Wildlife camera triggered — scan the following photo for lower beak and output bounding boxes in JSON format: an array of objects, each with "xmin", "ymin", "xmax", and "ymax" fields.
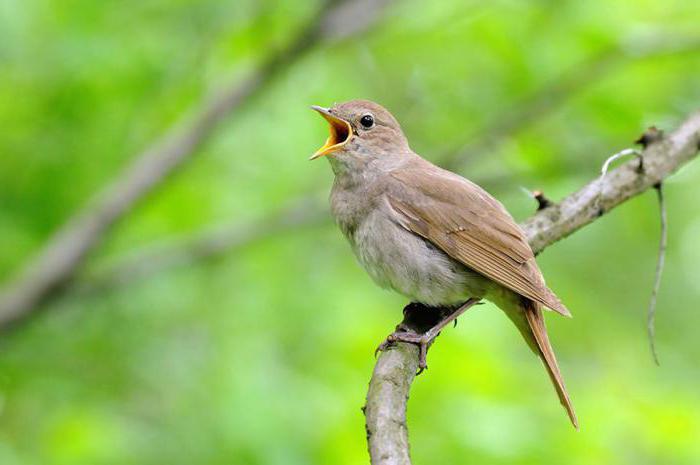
[{"xmin": 310, "ymin": 106, "xmax": 352, "ymax": 160}]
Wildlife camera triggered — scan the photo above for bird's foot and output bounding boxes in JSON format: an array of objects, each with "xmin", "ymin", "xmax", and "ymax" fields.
[
  {"xmin": 374, "ymin": 298, "xmax": 482, "ymax": 375},
  {"xmin": 375, "ymin": 326, "xmax": 437, "ymax": 374}
]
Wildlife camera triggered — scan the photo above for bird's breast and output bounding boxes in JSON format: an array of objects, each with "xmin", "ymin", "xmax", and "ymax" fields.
[{"xmin": 340, "ymin": 197, "xmax": 490, "ymax": 306}]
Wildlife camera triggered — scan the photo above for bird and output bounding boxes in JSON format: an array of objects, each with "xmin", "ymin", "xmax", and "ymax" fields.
[{"xmin": 310, "ymin": 99, "xmax": 578, "ymax": 428}]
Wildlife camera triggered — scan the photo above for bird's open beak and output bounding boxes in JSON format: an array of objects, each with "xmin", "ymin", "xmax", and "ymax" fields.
[{"xmin": 310, "ymin": 105, "xmax": 353, "ymax": 160}]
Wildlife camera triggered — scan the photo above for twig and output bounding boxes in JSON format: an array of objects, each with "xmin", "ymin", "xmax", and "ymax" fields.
[
  {"xmin": 635, "ymin": 126, "xmax": 665, "ymax": 148},
  {"xmin": 638, "ymin": 126, "xmax": 668, "ymax": 363},
  {"xmin": 520, "ymin": 187, "xmax": 554, "ymax": 211},
  {"xmin": 524, "ymin": 112, "xmax": 699, "ymax": 253},
  {"xmin": 0, "ymin": 0, "xmax": 389, "ymax": 328},
  {"xmin": 647, "ymin": 183, "xmax": 667, "ymax": 365},
  {"xmin": 598, "ymin": 130, "xmax": 668, "ymax": 365},
  {"xmin": 365, "ymin": 111, "xmax": 700, "ymax": 464}
]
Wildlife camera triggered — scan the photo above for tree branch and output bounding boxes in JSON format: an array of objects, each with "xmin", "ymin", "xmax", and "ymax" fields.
[
  {"xmin": 365, "ymin": 343, "xmax": 419, "ymax": 465},
  {"xmin": 522, "ymin": 112, "xmax": 700, "ymax": 253},
  {"xmin": 76, "ymin": 199, "xmax": 326, "ymax": 293},
  {"xmin": 364, "ymin": 111, "xmax": 700, "ymax": 464},
  {"xmin": 0, "ymin": 0, "xmax": 390, "ymax": 328}
]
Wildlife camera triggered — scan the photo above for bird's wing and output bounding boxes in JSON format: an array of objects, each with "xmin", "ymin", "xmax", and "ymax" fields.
[{"xmin": 387, "ymin": 165, "xmax": 570, "ymax": 316}]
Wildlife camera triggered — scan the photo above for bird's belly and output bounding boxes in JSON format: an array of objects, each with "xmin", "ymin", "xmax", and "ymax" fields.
[{"xmin": 350, "ymin": 210, "xmax": 490, "ymax": 306}]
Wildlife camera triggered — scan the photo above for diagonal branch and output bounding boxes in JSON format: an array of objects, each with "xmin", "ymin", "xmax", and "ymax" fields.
[
  {"xmin": 0, "ymin": 0, "xmax": 390, "ymax": 328},
  {"xmin": 76, "ymin": 199, "xmax": 327, "ymax": 293},
  {"xmin": 365, "ymin": 111, "xmax": 700, "ymax": 465},
  {"xmin": 522, "ymin": 112, "xmax": 700, "ymax": 253}
]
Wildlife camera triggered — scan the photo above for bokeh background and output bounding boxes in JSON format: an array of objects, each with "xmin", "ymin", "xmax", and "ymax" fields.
[{"xmin": 1, "ymin": 0, "xmax": 700, "ymax": 464}]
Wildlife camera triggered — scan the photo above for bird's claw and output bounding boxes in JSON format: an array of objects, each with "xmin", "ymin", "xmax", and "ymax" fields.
[
  {"xmin": 375, "ymin": 330, "xmax": 433, "ymax": 375},
  {"xmin": 374, "ymin": 334, "xmax": 397, "ymax": 357}
]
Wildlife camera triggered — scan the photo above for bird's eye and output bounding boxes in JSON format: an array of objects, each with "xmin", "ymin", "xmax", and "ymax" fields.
[{"xmin": 360, "ymin": 114, "xmax": 374, "ymax": 128}]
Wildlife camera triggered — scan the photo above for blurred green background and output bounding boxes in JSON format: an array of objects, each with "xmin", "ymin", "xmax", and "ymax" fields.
[{"xmin": 1, "ymin": 0, "xmax": 699, "ymax": 464}]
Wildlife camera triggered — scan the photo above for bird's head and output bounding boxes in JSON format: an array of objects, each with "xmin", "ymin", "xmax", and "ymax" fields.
[{"xmin": 310, "ymin": 100, "xmax": 409, "ymax": 173}]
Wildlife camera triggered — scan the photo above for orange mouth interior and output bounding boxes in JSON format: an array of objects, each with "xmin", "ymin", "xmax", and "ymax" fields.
[{"xmin": 311, "ymin": 109, "xmax": 352, "ymax": 159}]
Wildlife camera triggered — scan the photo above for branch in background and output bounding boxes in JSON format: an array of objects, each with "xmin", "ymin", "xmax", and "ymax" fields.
[
  {"xmin": 0, "ymin": 0, "xmax": 390, "ymax": 328},
  {"xmin": 74, "ymin": 173, "xmax": 518, "ymax": 295},
  {"xmin": 365, "ymin": 111, "xmax": 700, "ymax": 464},
  {"xmin": 76, "ymin": 199, "xmax": 326, "ymax": 293}
]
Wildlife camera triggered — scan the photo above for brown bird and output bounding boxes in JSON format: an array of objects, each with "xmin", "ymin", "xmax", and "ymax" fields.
[{"xmin": 310, "ymin": 99, "xmax": 577, "ymax": 428}]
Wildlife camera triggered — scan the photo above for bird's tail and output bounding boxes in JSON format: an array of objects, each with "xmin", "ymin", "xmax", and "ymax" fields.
[{"xmin": 513, "ymin": 299, "xmax": 579, "ymax": 429}]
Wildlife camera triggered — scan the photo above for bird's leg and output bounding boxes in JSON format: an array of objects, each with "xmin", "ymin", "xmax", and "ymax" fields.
[
  {"xmin": 419, "ymin": 297, "xmax": 482, "ymax": 342},
  {"xmin": 374, "ymin": 302, "xmax": 440, "ymax": 356},
  {"xmin": 375, "ymin": 298, "xmax": 482, "ymax": 374}
]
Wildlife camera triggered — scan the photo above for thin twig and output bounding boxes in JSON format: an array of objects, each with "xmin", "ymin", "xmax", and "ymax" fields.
[
  {"xmin": 520, "ymin": 187, "xmax": 554, "ymax": 211},
  {"xmin": 599, "ymin": 139, "xmax": 668, "ymax": 365},
  {"xmin": 647, "ymin": 183, "xmax": 667, "ymax": 365}
]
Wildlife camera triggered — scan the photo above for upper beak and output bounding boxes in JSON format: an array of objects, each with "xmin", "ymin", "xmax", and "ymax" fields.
[{"xmin": 310, "ymin": 105, "xmax": 353, "ymax": 160}]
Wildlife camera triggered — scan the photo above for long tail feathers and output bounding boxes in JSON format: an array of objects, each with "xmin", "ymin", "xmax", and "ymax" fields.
[{"xmin": 522, "ymin": 302, "xmax": 579, "ymax": 430}]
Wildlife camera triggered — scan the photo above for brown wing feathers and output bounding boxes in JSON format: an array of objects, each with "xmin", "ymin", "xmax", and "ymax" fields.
[{"xmin": 388, "ymin": 168, "xmax": 570, "ymax": 316}]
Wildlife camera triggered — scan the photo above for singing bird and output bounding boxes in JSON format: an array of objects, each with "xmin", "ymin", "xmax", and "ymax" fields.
[{"xmin": 310, "ymin": 100, "xmax": 577, "ymax": 428}]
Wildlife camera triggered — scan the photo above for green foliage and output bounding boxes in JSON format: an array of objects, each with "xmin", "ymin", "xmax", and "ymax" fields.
[{"xmin": 1, "ymin": 0, "xmax": 699, "ymax": 463}]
